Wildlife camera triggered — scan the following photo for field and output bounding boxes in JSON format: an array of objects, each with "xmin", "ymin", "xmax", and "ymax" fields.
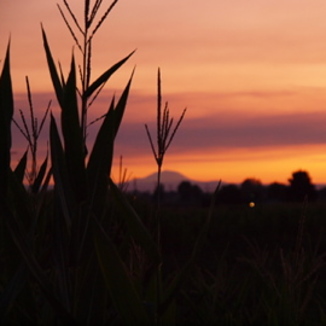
[
  {"xmin": 120, "ymin": 193, "xmax": 326, "ymax": 325},
  {"xmin": 1, "ymin": 1, "xmax": 326, "ymax": 325},
  {"xmin": 158, "ymin": 201, "xmax": 326, "ymax": 325}
]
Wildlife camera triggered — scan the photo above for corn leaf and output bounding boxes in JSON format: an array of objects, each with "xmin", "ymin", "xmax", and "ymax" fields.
[
  {"xmin": 0, "ymin": 41, "xmax": 13, "ymax": 200},
  {"xmin": 93, "ymin": 218, "xmax": 150, "ymax": 325},
  {"xmin": 84, "ymin": 50, "xmax": 135, "ymax": 99},
  {"xmin": 41, "ymin": 27, "xmax": 64, "ymax": 107},
  {"xmin": 87, "ymin": 98, "xmax": 115, "ymax": 213},
  {"xmin": 50, "ymin": 114, "xmax": 74, "ymax": 230},
  {"xmin": 87, "ymin": 71, "xmax": 134, "ymax": 207},
  {"xmin": 112, "ymin": 68, "xmax": 135, "ymax": 137},
  {"xmin": 31, "ymin": 154, "xmax": 48, "ymax": 194},
  {"xmin": 61, "ymin": 54, "xmax": 86, "ymax": 202},
  {"xmin": 14, "ymin": 150, "xmax": 28, "ymax": 184}
]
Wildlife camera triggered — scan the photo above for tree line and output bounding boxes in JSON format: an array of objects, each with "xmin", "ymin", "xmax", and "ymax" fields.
[
  {"xmin": 218, "ymin": 169, "xmax": 318, "ymax": 205},
  {"xmin": 132, "ymin": 170, "xmax": 325, "ymax": 206}
]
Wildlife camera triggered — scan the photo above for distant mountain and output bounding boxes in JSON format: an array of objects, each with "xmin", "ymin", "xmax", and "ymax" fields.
[{"xmin": 129, "ymin": 170, "xmax": 221, "ymax": 193}]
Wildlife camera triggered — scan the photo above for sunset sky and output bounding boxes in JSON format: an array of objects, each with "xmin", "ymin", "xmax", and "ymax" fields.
[{"xmin": 2, "ymin": 0, "xmax": 326, "ymax": 186}]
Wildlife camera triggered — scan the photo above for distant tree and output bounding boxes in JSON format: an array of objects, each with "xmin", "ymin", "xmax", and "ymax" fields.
[
  {"xmin": 177, "ymin": 181, "xmax": 192, "ymax": 201},
  {"xmin": 177, "ymin": 181, "xmax": 203, "ymax": 205},
  {"xmin": 218, "ymin": 184, "xmax": 242, "ymax": 205},
  {"xmin": 267, "ymin": 182, "xmax": 288, "ymax": 202},
  {"xmin": 192, "ymin": 184, "xmax": 203, "ymax": 198},
  {"xmin": 288, "ymin": 170, "xmax": 317, "ymax": 202},
  {"xmin": 240, "ymin": 178, "xmax": 265, "ymax": 203}
]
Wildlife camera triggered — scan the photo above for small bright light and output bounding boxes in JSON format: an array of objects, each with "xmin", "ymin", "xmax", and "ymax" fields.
[{"xmin": 249, "ymin": 202, "xmax": 255, "ymax": 208}]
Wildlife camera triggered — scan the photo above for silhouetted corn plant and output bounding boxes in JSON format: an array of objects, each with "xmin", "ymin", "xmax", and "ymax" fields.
[
  {"xmin": 144, "ymin": 67, "xmax": 186, "ymax": 322},
  {"xmin": 0, "ymin": 1, "xmax": 159, "ymax": 324},
  {"xmin": 0, "ymin": 42, "xmax": 71, "ymax": 325},
  {"xmin": 57, "ymin": 0, "xmax": 121, "ymax": 145},
  {"xmin": 145, "ymin": 68, "xmax": 186, "ymax": 209},
  {"xmin": 1, "ymin": 1, "xmax": 220, "ymax": 325},
  {"xmin": 144, "ymin": 68, "xmax": 222, "ymax": 325},
  {"xmin": 42, "ymin": 1, "xmax": 162, "ymax": 324},
  {"xmin": 0, "ymin": 42, "xmax": 13, "ymax": 202},
  {"xmin": 12, "ymin": 76, "xmax": 51, "ymax": 193},
  {"xmin": 145, "ymin": 68, "xmax": 186, "ymax": 248}
]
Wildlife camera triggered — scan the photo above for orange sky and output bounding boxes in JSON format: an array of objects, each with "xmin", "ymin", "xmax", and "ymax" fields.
[{"xmin": 2, "ymin": 0, "xmax": 326, "ymax": 186}]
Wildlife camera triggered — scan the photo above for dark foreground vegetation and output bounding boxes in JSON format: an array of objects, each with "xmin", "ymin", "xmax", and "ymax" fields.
[
  {"xmin": 1, "ymin": 1, "xmax": 326, "ymax": 325},
  {"xmin": 160, "ymin": 200, "xmax": 326, "ymax": 325},
  {"xmin": 124, "ymin": 180, "xmax": 326, "ymax": 325}
]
